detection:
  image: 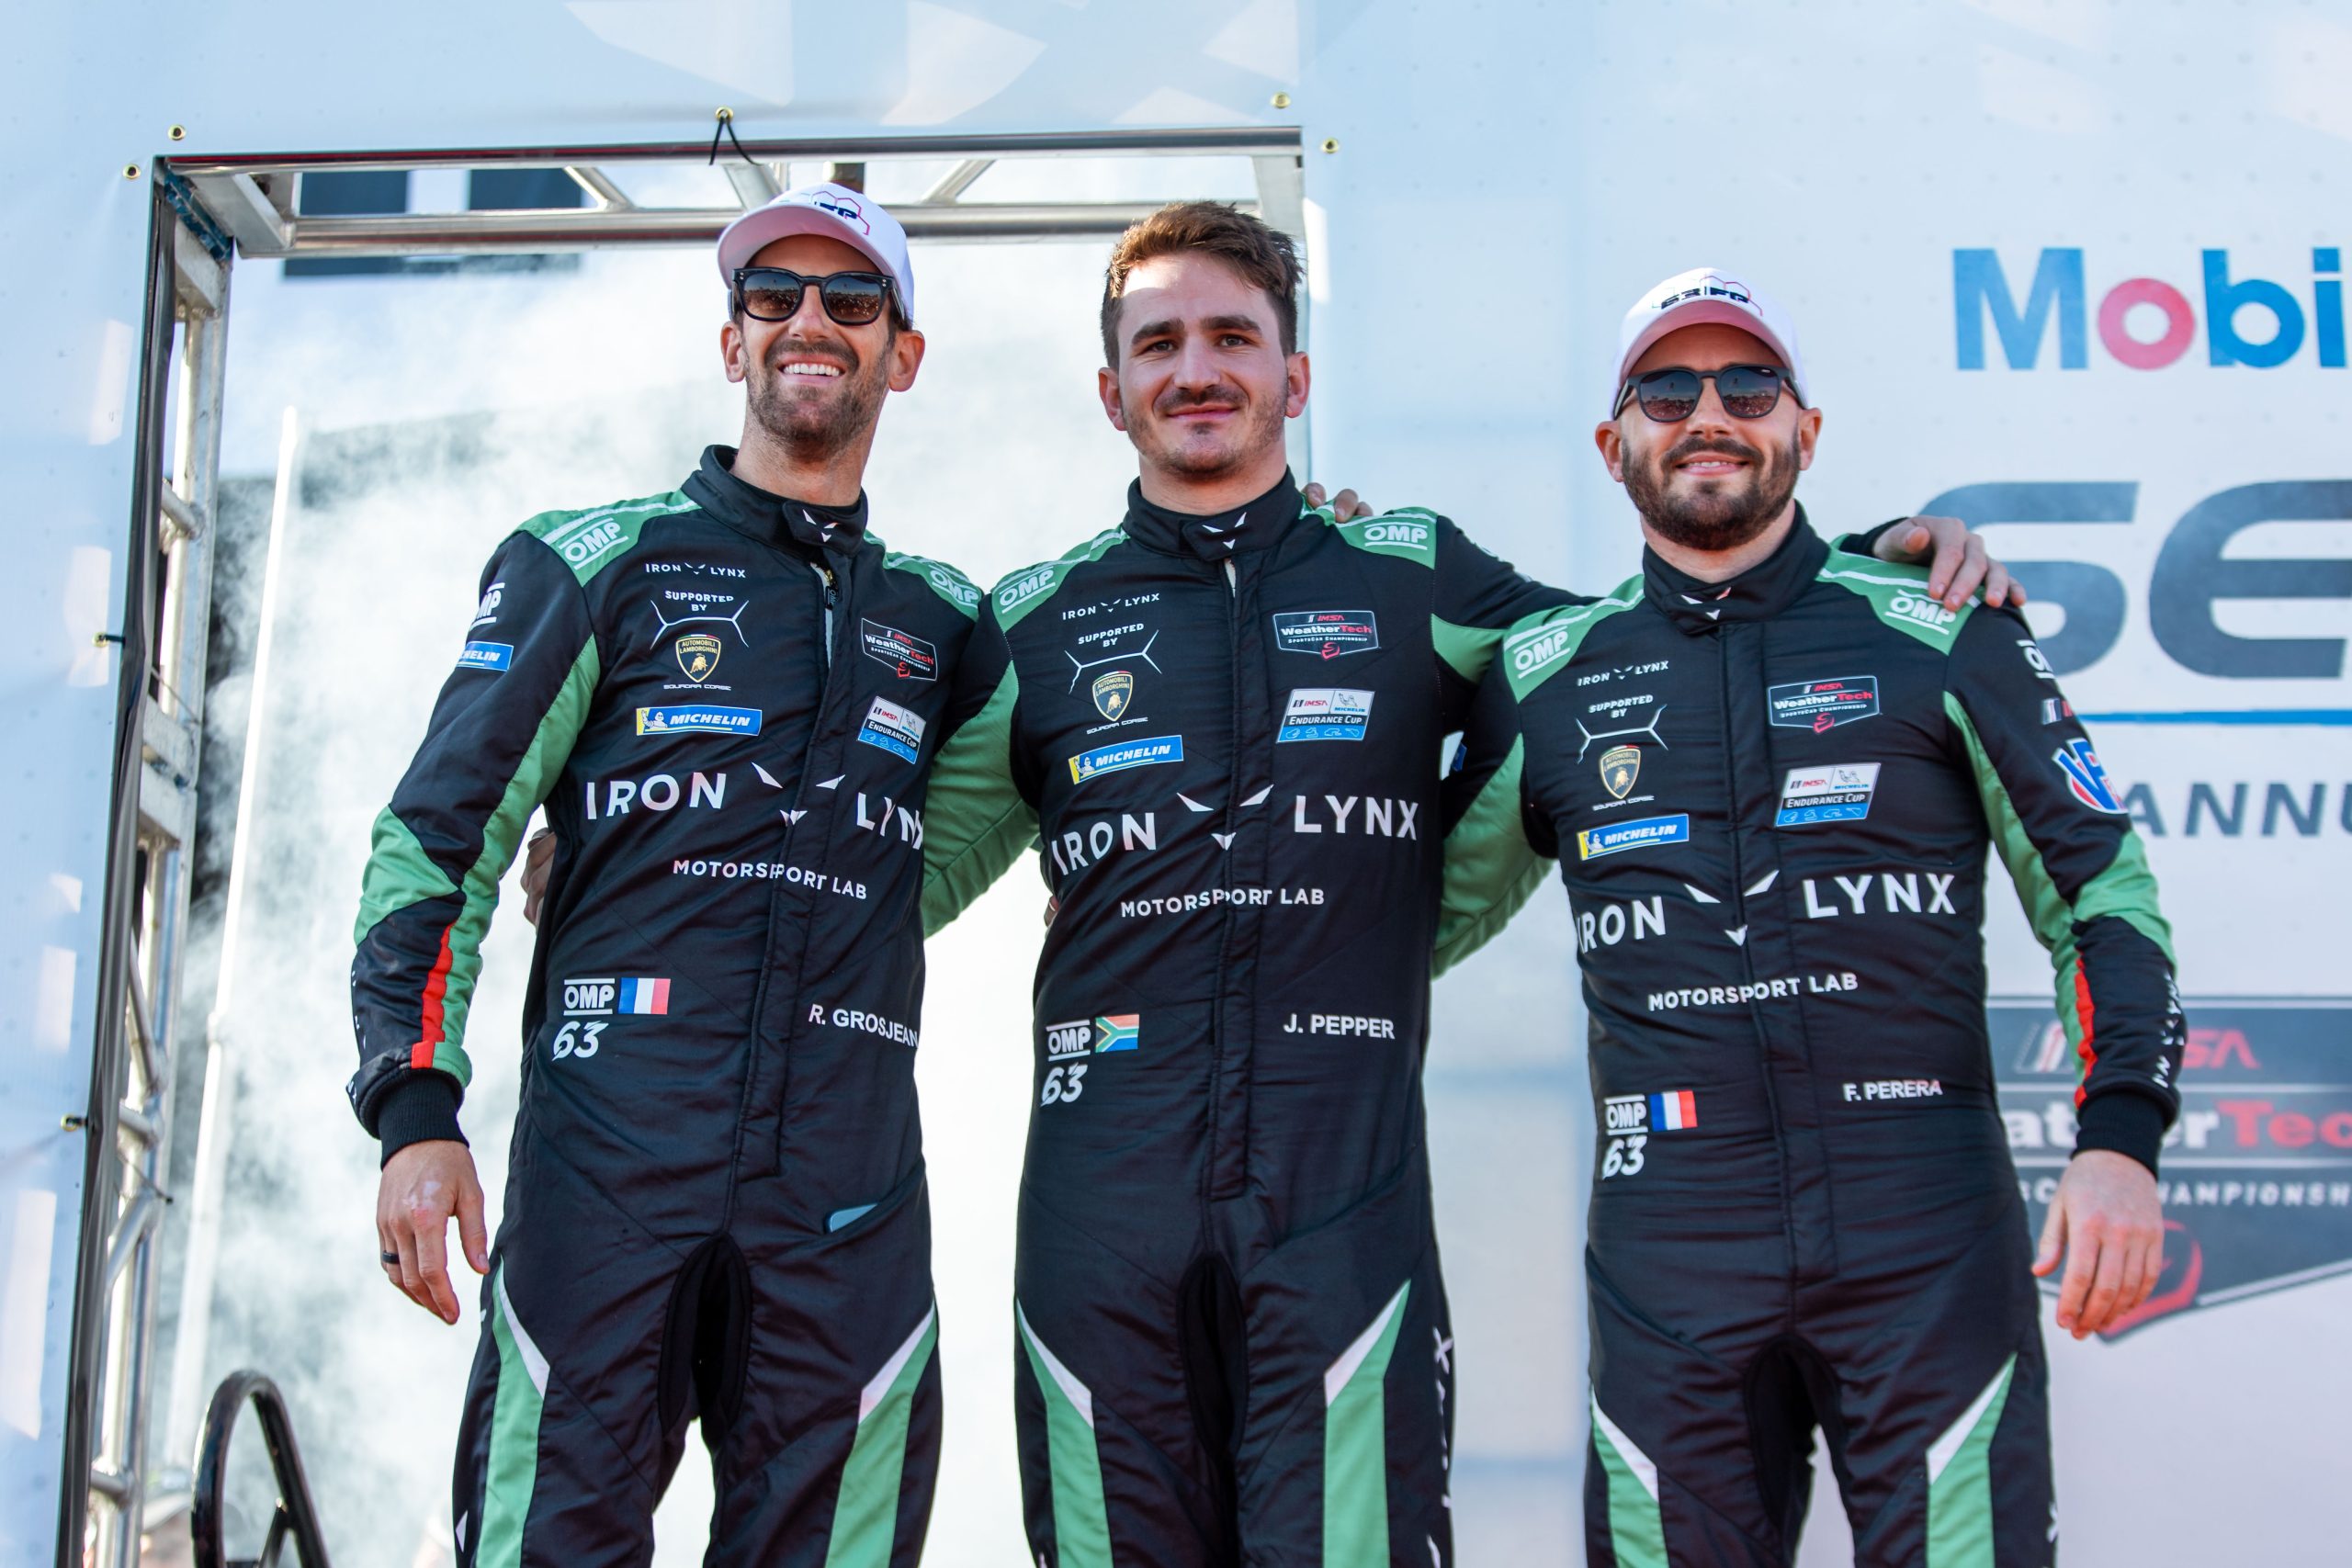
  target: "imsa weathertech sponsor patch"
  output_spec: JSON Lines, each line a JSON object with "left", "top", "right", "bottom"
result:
{"left": 1768, "top": 674, "right": 1879, "bottom": 732}
{"left": 1271, "top": 609, "right": 1379, "bottom": 660}
{"left": 1577, "top": 814, "right": 1690, "bottom": 860}
{"left": 860, "top": 618, "right": 939, "bottom": 682}
{"left": 1775, "top": 762, "right": 1881, "bottom": 826}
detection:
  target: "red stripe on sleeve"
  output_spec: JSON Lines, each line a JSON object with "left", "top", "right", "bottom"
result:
{"left": 2072, "top": 958, "right": 2098, "bottom": 1109}
{"left": 410, "top": 925, "right": 457, "bottom": 1070}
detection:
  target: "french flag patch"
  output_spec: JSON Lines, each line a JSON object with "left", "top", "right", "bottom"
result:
{"left": 617, "top": 977, "right": 671, "bottom": 1015}
{"left": 1647, "top": 1089, "right": 1698, "bottom": 1131}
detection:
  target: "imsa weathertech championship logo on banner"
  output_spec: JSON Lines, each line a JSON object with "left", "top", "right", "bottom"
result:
{"left": 1996, "top": 997, "right": 2352, "bottom": 1337}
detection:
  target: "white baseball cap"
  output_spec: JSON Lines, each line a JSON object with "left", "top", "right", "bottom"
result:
{"left": 716, "top": 182, "right": 915, "bottom": 321}
{"left": 1611, "top": 267, "right": 1805, "bottom": 410}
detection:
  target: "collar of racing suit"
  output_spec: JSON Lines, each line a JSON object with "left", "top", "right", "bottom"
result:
{"left": 684, "top": 444, "right": 870, "bottom": 560}
{"left": 1640, "top": 502, "right": 1832, "bottom": 634}
{"left": 1120, "top": 469, "right": 1304, "bottom": 563}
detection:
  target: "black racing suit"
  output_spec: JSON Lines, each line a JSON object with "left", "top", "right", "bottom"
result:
{"left": 348, "top": 446, "right": 979, "bottom": 1567}
{"left": 1442, "top": 513, "right": 2183, "bottom": 1568}
{"left": 917, "top": 473, "right": 1575, "bottom": 1565}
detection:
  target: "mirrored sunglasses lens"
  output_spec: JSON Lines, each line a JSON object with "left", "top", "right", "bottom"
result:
{"left": 741, "top": 280, "right": 803, "bottom": 321}
{"left": 1719, "top": 367, "right": 1782, "bottom": 418}
{"left": 821, "top": 276, "right": 888, "bottom": 325}
{"left": 1637, "top": 371, "right": 1701, "bottom": 422}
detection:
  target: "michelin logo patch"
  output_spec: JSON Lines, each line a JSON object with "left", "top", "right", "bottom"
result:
{"left": 637, "top": 705, "right": 761, "bottom": 736}
{"left": 1577, "top": 814, "right": 1690, "bottom": 861}
{"left": 1768, "top": 675, "right": 1878, "bottom": 732}
{"left": 1776, "top": 762, "right": 1881, "bottom": 826}
{"left": 856, "top": 695, "right": 927, "bottom": 763}
{"left": 1069, "top": 735, "right": 1183, "bottom": 784}
{"left": 1277, "top": 687, "right": 1374, "bottom": 743}
{"left": 1271, "top": 610, "right": 1379, "bottom": 660}
{"left": 458, "top": 640, "right": 513, "bottom": 672}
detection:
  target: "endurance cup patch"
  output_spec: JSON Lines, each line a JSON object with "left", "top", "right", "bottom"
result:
{"left": 1576, "top": 814, "right": 1690, "bottom": 861}
{"left": 1767, "top": 675, "right": 1878, "bottom": 732}
{"left": 1276, "top": 687, "right": 1374, "bottom": 743}
{"left": 1775, "top": 763, "right": 1881, "bottom": 826}
{"left": 855, "top": 695, "right": 928, "bottom": 762}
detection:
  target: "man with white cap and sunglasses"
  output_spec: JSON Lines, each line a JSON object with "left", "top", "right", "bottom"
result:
{"left": 351, "top": 183, "right": 979, "bottom": 1564}
{"left": 1441, "top": 268, "right": 2182, "bottom": 1565}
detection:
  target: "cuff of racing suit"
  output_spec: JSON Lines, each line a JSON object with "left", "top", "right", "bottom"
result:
{"left": 2073, "top": 1090, "right": 2166, "bottom": 1177}
{"left": 1840, "top": 520, "right": 1903, "bottom": 557}
{"left": 375, "top": 1073, "right": 466, "bottom": 1167}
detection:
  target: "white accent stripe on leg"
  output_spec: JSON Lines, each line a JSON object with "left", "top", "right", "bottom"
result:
{"left": 858, "top": 1305, "right": 937, "bottom": 1424}
{"left": 1589, "top": 1394, "right": 1660, "bottom": 1502}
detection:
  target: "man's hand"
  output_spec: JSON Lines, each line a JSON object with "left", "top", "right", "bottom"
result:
{"left": 1871, "top": 515, "right": 2025, "bottom": 610}
{"left": 378, "top": 1139, "right": 490, "bottom": 1325}
{"left": 522, "top": 828, "right": 555, "bottom": 927}
{"left": 2033, "top": 1149, "right": 2164, "bottom": 1340}
{"left": 1303, "top": 482, "right": 1374, "bottom": 522}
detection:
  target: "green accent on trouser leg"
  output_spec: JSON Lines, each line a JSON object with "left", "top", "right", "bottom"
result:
{"left": 475, "top": 1264, "right": 549, "bottom": 1568}
{"left": 824, "top": 1305, "right": 940, "bottom": 1568}
{"left": 1589, "top": 1395, "right": 1667, "bottom": 1568}
{"left": 1926, "top": 1355, "right": 2018, "bottom": 1568}
{"left": 1322, "top": 1282, "right": 1411, "bottom": 1567}
{"left": 1018, "top": 1304, "right": 1112, "bottom": 1568}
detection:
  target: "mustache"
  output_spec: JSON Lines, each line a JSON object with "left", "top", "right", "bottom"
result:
{"left": 1663, "top": 434, "right": 1764, "bottom": 467}
{"left": 1153, "top": 383, "right": 1243, "bottom": 415}
{"left": 768, "top": 336, "right": 860, "bottom": 375}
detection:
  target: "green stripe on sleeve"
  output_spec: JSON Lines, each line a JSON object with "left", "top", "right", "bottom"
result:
{"left": 921, "top": 666, "right": 1035, "bottom": 936}
{"left": 475, "top": 1264, "right": 548, "bottom": 1568}
{"left": 1925, "top": 1355, "right": 2017, "bottom": 1568}
{"left": 1943, "top": 694, "right": 2175, "bottom": 1080}
{"left": 1322, "top": 1282, "right": 1410, "bottom": 1568}
{"left": 825, "top": 1306, "right": 940, "bottom": 1568}
{"left": 431, "top": 637, "right": 601, "bottom": 1077}
{"left": 1589, "top": 1396, "right": 1668, "bottom": 1568}
{"left": 1017, "top": 1305, "right": 1112, "bottom": 1568}
{"left": 1431, "top": 616, "right": 1498, "bottom": 682}
{"left": 1436, "top": 737, "right": 1548, "bottom": 976}
{"left": 354, "top": 807, "right": 461, "bottom": 942}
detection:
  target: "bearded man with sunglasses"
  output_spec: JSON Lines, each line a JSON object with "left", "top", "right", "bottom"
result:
{"left": 1442, "top": 268, "right": 2184, "bottom": 1567}
{"left": 915, "top": 218, "right": 2007, "bottom": 1565}
{"left": 351, "top": 183, "right": 978, "bottom": 1565}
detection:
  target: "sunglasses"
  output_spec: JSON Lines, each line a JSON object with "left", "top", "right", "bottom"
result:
{"left": 1614, "top": 364, "right": 1795, "bottom": 423}
{"left": 730, "top": 266, "right": 896, "bottom": 327}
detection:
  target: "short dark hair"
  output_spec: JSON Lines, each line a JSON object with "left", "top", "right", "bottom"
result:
{"left": 1100, "top": 201, "right": 1301, "bottom": 367}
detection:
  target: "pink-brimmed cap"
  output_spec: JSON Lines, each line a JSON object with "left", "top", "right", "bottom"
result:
{"left": 716, "top": 182, "right": 914, "bottom": 321}
{"left": 1612, "top": 267, "right": 1805, "bottom": 410}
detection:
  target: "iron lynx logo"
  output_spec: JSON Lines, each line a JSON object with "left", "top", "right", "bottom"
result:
{"left": 1954, "top": 246, "right": 2347, "bottom": 371}
{"left": 1997, "top": 998, "right": 2352, "bottom": 1337}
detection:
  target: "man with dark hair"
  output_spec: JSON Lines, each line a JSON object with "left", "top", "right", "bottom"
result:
{"left": 919, "top": 211, "right": 2008, "bottom": 1565}
{"left": 1442, "top": 267, "right": 2180, "bottom": 1566}
{"left": 354, "top": 183, "right": 973, "bottom": 1565}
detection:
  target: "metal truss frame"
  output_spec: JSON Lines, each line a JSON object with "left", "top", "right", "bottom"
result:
{"left": 62, "top": 122, "right": 1302, "bottom": 1568}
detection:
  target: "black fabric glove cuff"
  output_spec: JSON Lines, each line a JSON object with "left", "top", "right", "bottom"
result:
{"left": 1843, "top": 519, "right": 1904, "bottom": 557}
{"left": 2073, "top": 1090, "right": 2167, "bottom": 1178}
{"left": 375, "top": 1073, "right": 466, "bottom": 1167}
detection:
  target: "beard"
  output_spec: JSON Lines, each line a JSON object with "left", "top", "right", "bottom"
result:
{"left": 1122, "top": 382, "right": 1287, "bottom": 480}
{"left": 1623, "top": 428, "right": 1802, "bottom": 552}
{"left": 746, "top": 335, "right": 889, "bottom": 461}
